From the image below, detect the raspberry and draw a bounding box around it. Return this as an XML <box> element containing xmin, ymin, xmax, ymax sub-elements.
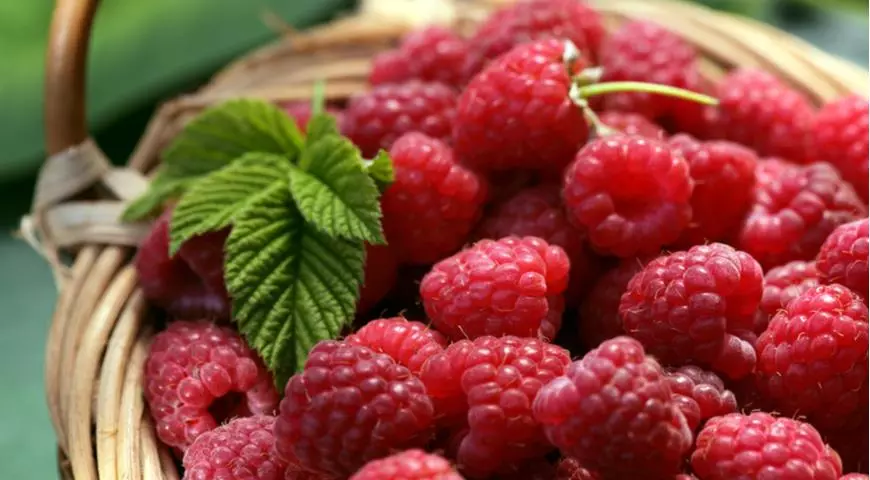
<box><xmin>453</xmin><ymin>39</ymin><xmax>589</xmax><ymax>174</ymax></box>
<box><xmin>841</xmin><ymin>475</ymin><xmax>870</xmax><ymax>480</ymax></box>
<box><xmin>597</xmin><ymin>21</ymin><xmax>701</xmax><ymax>123</ymax></box>
<box><xmin>598</xmin><ymin>111</ymin><xmax>667</xmax><ymax>140</ymax></box>
<box><xmin>619</xmin><ymin>243</ymin><xmax>763</xmax><ymax>379</ymax></box>
<box><xmin>144</xmin><ymin>321</ymin><xmax>279</xmax><ymax>451</ymax></box>
<box><xmin>382</xmin><ymin>132</ymin><xmax>488</xmax><ymax>264</ymax></box>
<box><xmin>812</xmin><ymin>95</ymin><xmax>869</xmax><ymax>200</ymax></box>
<box><xmin>708</xmin><ymin>68</ymin><xmax>816</xmax><ymax>163</ymax></box>
<box><xmin>418</xmin><ymin>336</ymin><xmax>571</xmax><ymax>477</ymax></box>
<box><xmin>755</xmin><ymin>284</ymin><xmax>869</xmax><ymax>431</ymax></box>
<box><xmin>667</xmin><ymin>134</ymin><xmax>758</xmax><ymax>246</ymax></box>
<box><xmin>562</xmin><ymin>135</ymin><xmax>693</xmax><ymax>257</ymax></box>
<box><xmin>357</xmin><ymin>244</ymin><xmax>398</xmax><ymax>314</ymax></box>
<box><xmin>555</xmin><ymin>458</ymin><xmax>598</xmax><ymax>480</ymax></box>
<box><xmin>500</xmin><ymin>458</ymin><xmax>600</xmax><ymax>480</ymax></box>
<box><xmin>816</xmin><ymin>218</ymin><xmax>869</xmax><ymax>302</ymax></box>
<box><xmin>282</xmin><ymin>101</ymin><xmax>343</xmax><ymax>133</ymax></box>
<box><xmin>342</xmin><ymin>81</ymin><xmax>457</xmax><ymax>157</ymax></box>
<box><xmin>420</xmin><ymin>236</ymin><xmax>571</xmax><ymax>341</ymax></box>
<box><xmin>755</xmin><ymin>260</ymin><xmax>821</xmax><ymax>334</ymax></box>
<box><xmin>463</xmin><ymin>0</ymin><xmax>604</xmax><ymax>76</ymax></box>
<box><xmin>275</xmin><ymin>341</ymin><xmax>435</xmax><ymax>477</ymax></box>
<box><xmin>349</xmin><ymin>450</ymin><xmax>463</xmax><ymax>480</ymax></box>
<box><xmin>665</xmin><ymin>366</ymin><xmax>737</xmax><ymax>432</ymax></box>
<box><xmin>369</xmin><ymin>27</ymin><xmax>470</xmax><ymax>89</ymax></box>
<box><xmin>578</xmin><ymin>257</ymin><xmax>650</xmax><ymax>348</ymax></box>
<box><xmin>737</xmin><ymin>159</ymin><xmax>867</xmax><ymax>269</ymax></box>
<box><xmin>532</xmin><ymin>337</ymin><xmax>693</xmax><ymax>479</ymax></box>
<box><xmin>345</xmin><ymin>317</ymin><xmax>447</xmax><ymax>375</ymax></box>
<box><xmin>690</xmin><ymin>412</ymin><xmax>843</xmax><ymax>480</ymax></box>
<box><xmin>182</xmin><ymin>415</ymin><xmax>288</xmax><ymax>480</ymax></box>
<box><xmin>135</xmin><ymin>209</ymin><xmax>231</xmax><ymax>320</ymax></box>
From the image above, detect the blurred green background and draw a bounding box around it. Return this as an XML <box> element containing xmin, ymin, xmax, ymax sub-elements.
<box><xmin>0</xmin><ymin>0</ymin><xmax>866</xmax><ymax>478</ymax></box>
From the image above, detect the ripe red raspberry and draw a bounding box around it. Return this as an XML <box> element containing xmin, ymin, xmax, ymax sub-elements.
<box><xmin>135</xmin><ymin>209</ymin><xmax>231</xmax><ymax>320</ymax></box>
<box><xmin>578</xmin><ymin>257</ymin><xmax>650</xmax><ymax>348</ymax></box>
<box><xmin>281</xmin><ymin>101</ymin><xmax>344</xmax><ymax>133</ymax></box>
<box><xmin>755</xmin><ymin>260</ymin><xmax>821</xmax><ymax>334</ymax></box>
<box><xmin>841</xmin><ymin>475</ymin><xmax>870</xmax><ymax>480</ymax></box>
<box><xmin>665</xmin><ymin>366</ymin><xmax>737</xmax><ymax>432</ymax></box>
<box><xmin>667</xmin><ymin>134</ymin><xmax>758</xmax><ymax>246</ymax></box>
<box><xmin>755</xmin><ymin>284</ymin><xmax>869</xmax><ymax>430</ymax></box>
<box><xmin>737</xmin><ymin>159</ymin><xmax>867</xmax><ymax>269</ymax></box>
<box><xmin>453</xmin><ymin>38</ymin><xmax>589</xmax><ymax>174</ymax></box>
<box><xmin>816</xmin><ymin>218</ymin><xmax>869</xmax><ymax>302</ymax></box>
<box><xmin>597</xmin><ymin>21</ymin><xmax>701</xmax><ymax>123</ymax></box>
<box><xmin>345</xmin><ymin>317</ymin><xmax>447</xmax><ymax>375</ymax></box>
<box><xmin>357</xmin><ymin>244</ymin><xmax>398</xmax><ymax>314</ymax></box>
<box><xmin>342</xmin><ymin>81</ymin><xmax>456</xmax><ymax>157</ymax></box>
<box><xmin>620</xmin><ymin>243</ymin><xmax>763</xmax><ymax>379</ymax></box>
<box><xmin>708</xmin><ymin>68</ymin><xmax>816</xmax><ymax>163</ymax></box>
<box><xmin>369</xmin><ymin>27</ymin><xmax>469</xmax><ymax>89</ymax></box>
<box><xmin>349</xmin><ymin>449</ymin><xmax>462</xmax><ymax>480</ymax></box>
<box><xmin>533</xmin><ymin>336</ymin><xmax>693</xmax><ymax>479</ymax></box>
<box><xmin>275</xmin><ymin>341</ymin><xmax>435</xmax><ymax>477</ymax></box>
<box><xmin>418</xmin><ymin>336</ymin><xmax>571</xmax><ymax>477</ymax></box>
<box><xmin>598</xmin><ymin>111</ymin><xmax>667</xmax><ymax>140</ymax></box>
<box><xmin>463</xmin><ymin>0</ymin><xmax>605</xmax><ymax>76</ymax></box>
<box><xmin>382</xmin><ymin>132</ymin><xmax>487</xmax><ymax>264</ymax></box>
<box><xmin>562</xmin><ymin>135</ymin><xmax>693</xmax><ymax>257</ymax></box>
<box><xmin>144</xmin><ymin>321</ymin><xmax>279</xmax><ymax>451</ymax></box>
<box><xmin>690</xmin><ymin>412</ymin><xmax>843</xmax><ymax>479</ymax></box>
<box><xmin>813</xmin><ymin>95</ymin><xmax>869</xmax><ymax>201</ymax></box>
<box><xmin>182</xmin><ymin>415</ymin><xmax>288</xmax><ymax>480</ymax></box>
<box><xmin>420</xmin><ymin>236</ymin><xmax>570</xmax><ymax>341</ymax></box>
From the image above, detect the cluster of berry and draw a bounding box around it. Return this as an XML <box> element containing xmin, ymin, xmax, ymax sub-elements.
<box><xmin>133</xmin><ymin>1</ymin><xmax>869</xmax><ymax>478</ymax></box>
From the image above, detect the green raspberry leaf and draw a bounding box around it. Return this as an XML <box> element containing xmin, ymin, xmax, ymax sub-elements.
<box><xmin>304</xmin><ymin>112</ymin><xmax>340</xmax><ymax>146</ymax></box>
<box><xmin>163</xmin><ymin>98</ymin><xmax>304</xmax><ymax>177</ymax></box>
<box><xmin>168</xmin><ymin>152</ymin><xmax>291</xmax><ymax>255</ymax></box>
<box><xmin>364</xmin><ymin>149</ymin><xmax>395</xmax><ymax>192</ymax></box>
<box><xmin>225</xmin><ymin>183</ymin><xmax>365</xmax><ymax>387</ymax></box>
<box><xmin>289</xmin><ymin>135</ymin><xmax>385</xmax><ymax>244</ymax></box>
<box><xmin>120</xmin><ymin>169</ymin><xmax>192</xmax><ymax>222</ymax></box>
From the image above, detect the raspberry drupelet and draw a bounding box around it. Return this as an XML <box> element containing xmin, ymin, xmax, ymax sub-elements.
<box><xmin>598</xmin><ymin>111</ymin><xmax>667</xmax><ymax>140</ymax></box>
<box><xmin>562</xmin><ymin>135</ymin><xmax>694</xmax><ymax>257</ymax></box>
<box><xmin>813</xmin><ymin>94</ymin><xmax>869</xmax><ymax>201</ymax></box>
<box><xmin>349</xmin><ymin>449</ymin><xmax>463</xmax><ymax>480</ymax></box>
<box><xmin>665</xmin><ymin>366</ymin><xmax>738</xmax><ymax>432</ymax></box>
<box><xmin>344</xmin><ymin>317</ymin><xmax>447</xmax><ymax>375</ymax></box>
<box><xmin>182</xmin><ymin>416</ymin><xmax>289</xmax><ymax>480</ymax></box>
<box><xmin>816</xmin><ymin>218</ymin><xmax>869</xmax><ymax>302</ymax></box>
<box><xmin>369</xmin><ymin>26</ymin><xmax>470</xmax><ymax>89</ymax></box>
<box><xmin>420</xmin><ymin>236</ymin><xmax>571</xmax><ymax>341</ymax></box>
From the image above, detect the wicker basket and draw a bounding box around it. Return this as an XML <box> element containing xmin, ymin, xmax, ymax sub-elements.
<box><xmin>27</xmin><ymin>0</ymin><xmax>869</xmax><ymax>478</ymax></box>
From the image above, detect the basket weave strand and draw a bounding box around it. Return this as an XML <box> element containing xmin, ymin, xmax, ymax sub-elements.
<box><xmin>32</xmin><ymin>0</ymin><xmax>869</xmax><ymax>478</ymax></box>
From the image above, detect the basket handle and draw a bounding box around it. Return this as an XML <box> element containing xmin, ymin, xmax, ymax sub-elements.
<box><xmin>45</xmin><ymin>0</ymin><xmax>98</xmax><ymax>156</ymax></box>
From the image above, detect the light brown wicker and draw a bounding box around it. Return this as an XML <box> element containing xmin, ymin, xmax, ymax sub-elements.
<box><xmin>26</xmin><ymin>0</ymin><xmax>869</xmax><ymax>478</ymax></box>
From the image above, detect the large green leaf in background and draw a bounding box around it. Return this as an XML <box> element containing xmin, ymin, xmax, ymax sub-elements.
<box><xmin>0</xmin><ymin>0</ymin><xmax>353</xmax><ymax>179</ymax></box>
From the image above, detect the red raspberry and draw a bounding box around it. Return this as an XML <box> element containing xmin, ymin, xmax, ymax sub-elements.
<box><xmin>369</xmin><ymin>27</ymin><xmax>469</xmax><ymax>89</ymax></box>
<box><xmin>841</xmin><ymin>475</ymin><xmax>870</xmax><ymax>480</ymax></box>
<box><xmin>598</xmin><ymin>21</ymin><xmax>701</xmax><ymax>123</ymax></box>
<box><xmin>665</xmin><ymin>366</ymin><xmax>737</xmax><ymax>432</ymax></box>
<box><xmin>598</xmin><ymin>111</ymin><xmax>667</xmax><ymax>140</ymax></box>
<box><xmin>619</xmin><ymin>243</ymin><xmax>763</xmax><ymax>379</ymax></box>
<box><xmin>144</xmin><ymin>321</ymin><xmax>279</xmax><ymax>451</ymax></box>
<box><xmin>343</xmin><ymin>81</ymin><xmax>457</xmax><ymax>157</ymax></box>
<box><xmin>755</xmin><ymin>284</ymin><xmax>869</xmax><ymax>430</ymax></box>
<box><xmin>578</xmin><ymin>257</ymin><xmax>650</xmax><ymax>348</ymax></box>
<box><xmin>755</xmin><ymin>260</ymin><xmax>821</xmax><ymax>334</ymax></box>
<box><xmin>555</xmin><ymin>458</ymin><xmax>598</xmax><ymax>480</ymax></box>
<box><xmin>817</xmin><ymin>218</ymin><xmax>869</xmax><ymax>302</ymax></box>
<box><xmin>357</xmin><ymin>244</ymin><xmax>398</xmax><ymax>314</ymax></box>
<box><xmin>418</xmin><ymin>336</ymin><xmax>571</xmax><ymax>477</ymax></box>
<box><xmin>708</xmin><ymin>68</ymin><xmax>816</xmax><ymax>163</ymax></box>
<box><xmin>737</xmin><ymin>159</ymin><xmax>867</xmax><ymax>270</ymax></box>
<box><xmin>135</xmin><ymin>209</ymin><xmax>231</xmax><ymax>320</ymax></box>
<box><xmin>345</xmin><ymin>317</ymin><xmax>447</xmax><ymax>375</ymax></box>
<box><xmin>690</xmin><ymin>412</ymin><xmax>843</xmax><ymax>480</ymax></box>
<box><xmin>382</xmin><ymin>132</ymin><xmax>487</xmax><ymax>265</ymax></box>
<box><xmin>453</xmin><ymin>38</ymin><xmax>589</xmax><ymax>174</ymax></box>
<box><xmin>349</xmin><ymin>449</ymin><xmax>463</xmax><ymax>480</ymax></box>
<box><xmin>813</xmin><ymin>95</ymin><xmax>869</xmax><ymax>201</ymax></box>
<box><xmin>500</xmin><ymin>458</ymin><xmax>600</xmax><ymax>480</ymax></box>
<box><xmin>667</xmin><ymin>134</ymin><xmax>758</xmax><ymax>247</ymax></box>
<box><xmin>420</xmin><ymin>236</ymin><xmax>571</xmax><ymax>341</ymax></box>
<box><xmin>275</xmin><ymin>341</ymin><xmax>435</xmax><ymax>477</ymax></box>
<box><xmin>463</xmin><ymin>0</ymin><xmax>604</xmax><ymax>76</ymax></box>
<box><xmin>533</xmin><ymin>337</ymin><xmax>693</xmax><ymax>479</ymax></box>
<box><xmin>281</xmin><ymin>101</ymin><xmax>344</xmax><ymax>133</ymax></box>
<box><xmin>182</xmin><ymin>415</ymin><xmax>288</xmax><ymax>480</ymax></box>
<box><xmin>562</xmin><ymin>135</ymin><xmax>693</xmax><ymax>257</ymax></box>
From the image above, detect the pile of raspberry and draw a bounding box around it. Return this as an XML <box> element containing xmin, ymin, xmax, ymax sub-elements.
<box><xmin>135</xmin><ymin>1</ymin><xmax>869</xmax><ymax>478</ymax></box>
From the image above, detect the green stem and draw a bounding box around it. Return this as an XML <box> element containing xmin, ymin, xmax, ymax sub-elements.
<box><xmin>577</xmin><ymin>81</ymin><xmax>719</xmax><ymax>106</ymax></box>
